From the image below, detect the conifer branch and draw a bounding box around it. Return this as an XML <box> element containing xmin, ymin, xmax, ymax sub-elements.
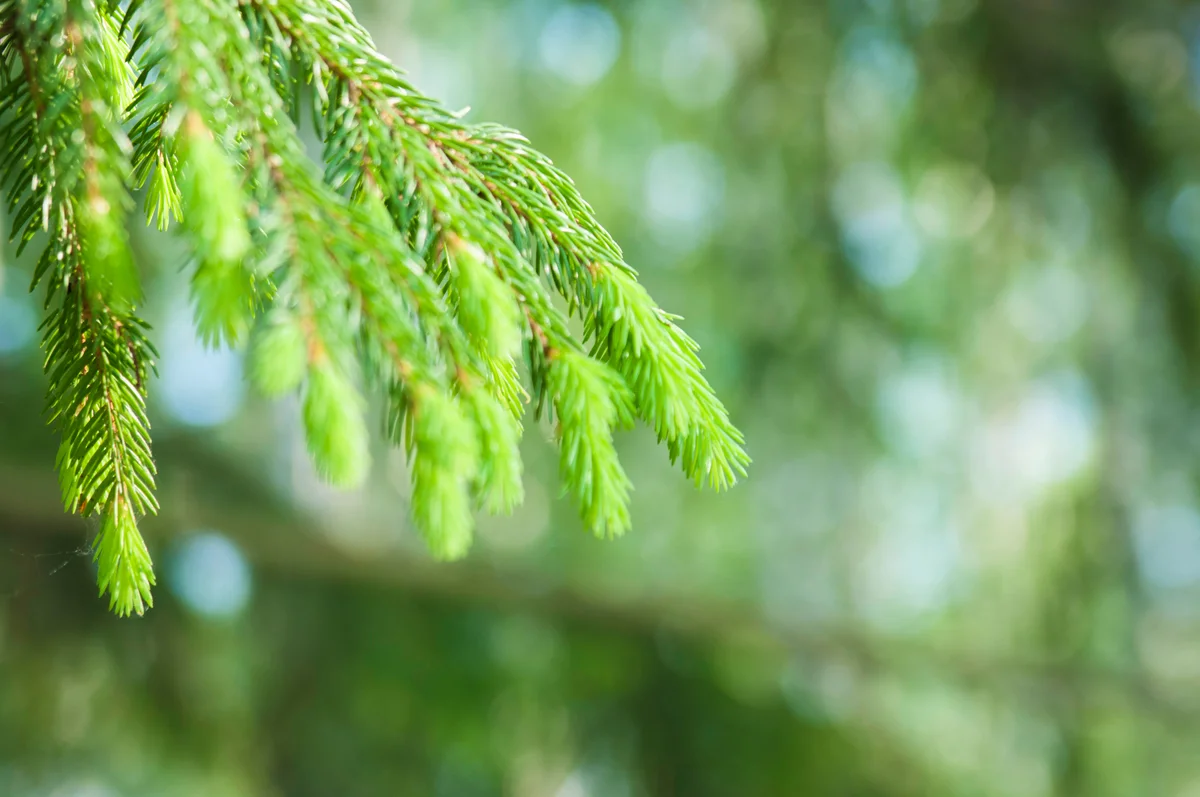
<box><xmin>252</xmin><ymin>0</ymin><xmax>748</xmax><ymax>491</ymax></box>
<box><xmin>0</xmin><ymin>0</ymin><xmax>748</xmax><ymax>614</ymax></box>
<box><xmin>1</xmin><ymin>0</ymin><xmax>156</xmax><ymax>615</ymax></box>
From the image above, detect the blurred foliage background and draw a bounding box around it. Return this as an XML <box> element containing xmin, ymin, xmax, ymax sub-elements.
<box><xmin>4</xmin><ymin>0</ymin><xmax>1200</xmax><ymax>793</ymax></box>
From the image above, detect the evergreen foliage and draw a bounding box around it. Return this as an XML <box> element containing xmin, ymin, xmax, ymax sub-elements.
<box><xmin>0</xmin><ymin>0</ymin><xmax>749</xmax><ymax>616</ymax></box>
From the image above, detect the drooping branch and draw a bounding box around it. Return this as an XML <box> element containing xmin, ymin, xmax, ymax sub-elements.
<box><xmin>0</xmin><ymin>0</ymin><xmax>748</xmax><ymax>614</ymax></box>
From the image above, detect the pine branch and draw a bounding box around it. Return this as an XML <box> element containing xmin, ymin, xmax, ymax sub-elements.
<box><xmin>1</xmin><ymin>0</ymin><xmax>157</xmax><ymax>616</ymax></box>
<box><xmin>0</xmin><ymin>0</ymin><xmax>748</xmax><ymax>614</ymax></box>
<box><xmin>247</xmin><ymin>0</ymin><xmax>699</xmax><ymax>535</ymax></box>
<box><xmin>252</xmin><ymin>0</ymin><xmax>749</xmax><ymax>490</ymax></box>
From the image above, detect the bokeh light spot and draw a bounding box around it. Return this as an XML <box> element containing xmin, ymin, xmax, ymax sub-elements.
<box><xmin>1109</xmin><ymin>28</ymin><xmax>1187</xmax><ymax>96</ymax></box>
<box><xmin>826</xmin><ymin>26</ymin><xmax>918</xmax><ymax>158</ymax></box>
<box><xmin>833</xmin><ymin>160</ymin><xmax>921</xmax><ymax>287</ymax></box>
<box><xmin>405</xmin><ymin>41</ymin><xmax>474</xmax><ymax>111</ymax></box>
<box><xmin>539</xmin><ymin>3</ymin><xmax>621</xmax><ymax>87</ymax></box>
<box><xmin>1133</xmin><ymin>505</ymin><xmax>1200</xmax><ymax>593</ymax></box>
<box><xmin>554</xmin><ymin>772</ymin><xmax>589</xmax><ymax>797</ymax></box>
<box><xmin>1168</xmin><ymin>183</ymin><xmax>1200</xmax><ymax>262</ymax></box>
<box><xmin>643</xmin><ymin>142</ymin><xmax>725</xmax><ymax>253</ymax></box>
<box><xmin>969</xmin><ymin>371</ymin><xmax>1096</xmax><ymax>507</ymax></box>
<box><xmin>913</xmin><ymin>162</ymin><xmax>995</xmax><ymax>239</ymax></box>
<box><xmin>48</xmin><ymin>782</ymin><xmax>119</xmax><ymax>797</ymax></box>
<box><xmin>876</xmin><ymin>354</ymin><xmax>963</xmax><ymax>461</ymax></box>
<box><xmin>0</xmin><ymin>295</ymin><xmax>36</xmax><ymax>355</ymax></box>
<box><xmin>660</xmin><ymin>24</ymin><xmax>737</xmax><ymax>109</ymax></box>
<box><xmin>856</xmin><ymin>468</ymin><xmax>960</xmax><ymax>629</ymax></box>
<box><xmin>157</xmin><ymin>301</ymin><xmax>244</xmax><ymax>427</ymax></box>
<box><xmin>169</xmin><ymin>531</ymin><xmax>253</xmax><ymax>619</ymax></box>
<box><xmin>1005</xmin><ymin>265</ymin><xmax>1088</xmax><ymax>345</ymax></box>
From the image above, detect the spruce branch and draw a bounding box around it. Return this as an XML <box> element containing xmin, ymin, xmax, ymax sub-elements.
<box><xmin>1</xmin><ymin>0</ymin><xmax>157</xmax><ymax>615</ymax></box>
<box><xmin>0</xmin><ymin>0</ymin><xmax>748</xmax><ymax>615</ymax></box>
<box><xmin>252</xmin><ymin>0</ymin><xmax>748</xmax><ymax>490</ymax></box>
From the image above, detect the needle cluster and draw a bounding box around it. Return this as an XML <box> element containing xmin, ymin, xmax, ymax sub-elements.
<box><xmin>0</xmin><ymin>0</ymin><xmax>749</xmax><ymax>616</ymax></box>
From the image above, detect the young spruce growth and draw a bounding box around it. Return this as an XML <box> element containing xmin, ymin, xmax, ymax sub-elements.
<box><xmin>0</xmin><ymin>0</ymin><xmax>749</xmax><ymax>616</ymax></box>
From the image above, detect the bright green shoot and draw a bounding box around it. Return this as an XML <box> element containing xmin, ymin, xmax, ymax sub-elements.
<box><xmin>0</xmin><ymin>0</ymin><xmax>749</xmax><ymax>616</ymax></box>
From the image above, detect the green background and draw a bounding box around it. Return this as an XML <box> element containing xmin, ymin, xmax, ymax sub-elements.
<box><xmin>3</xmin><ymin>0</ymin><xmax>1200</xmax><ymax>793</ymax></box>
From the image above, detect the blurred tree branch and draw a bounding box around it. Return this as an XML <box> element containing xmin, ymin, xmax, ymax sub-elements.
<box><xmin>0</xmin><ymin>438</ymin><xmax>1196</xmax><ymax>727</ymax></box>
